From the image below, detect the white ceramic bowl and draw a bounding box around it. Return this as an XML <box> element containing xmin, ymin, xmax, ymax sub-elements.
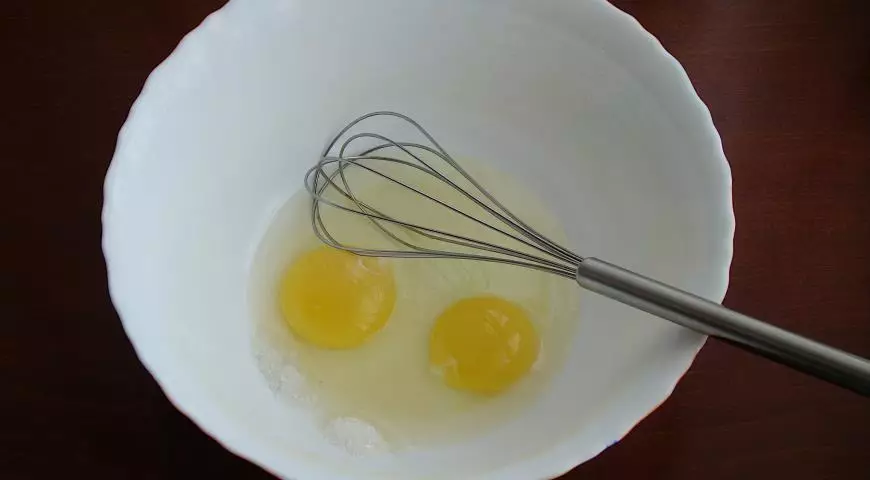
<box><xmin>103</xmin><ymin>0</ymin><xmax>733</xmax><ymax>478</ymax></box>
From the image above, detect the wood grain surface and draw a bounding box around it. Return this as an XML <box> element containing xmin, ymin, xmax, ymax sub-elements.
<box><xmin>3</xmin><ymin>1</ymin><xmax>869</xmax><ymax>478</ymax></box>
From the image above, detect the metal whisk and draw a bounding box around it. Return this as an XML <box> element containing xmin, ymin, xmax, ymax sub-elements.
<box><xmin>305</xmin><ymin>111</ymin><xmax>870</xmax><ymax>396</ymax></box>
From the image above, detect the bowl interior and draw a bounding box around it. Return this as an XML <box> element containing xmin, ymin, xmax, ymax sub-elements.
<box><xmin>103</xmin><ymin>0</ymin><xmax>733</xmax><ymax>478</ymax></box>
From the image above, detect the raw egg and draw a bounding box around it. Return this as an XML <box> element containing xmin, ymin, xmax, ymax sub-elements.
<box><xmin>429</xmin><ymin>296</ymin><xmax>540</xmax><ymax>395</ymax></box>
<box><xmin>278</xmin><ymin>246</ymin><xmax>396</xmax><ymax>349</ymax></box>
<box><xmin>249</xmin><ymin>155</ymin><xmax>580</xmax><ymax>450</ymax></box>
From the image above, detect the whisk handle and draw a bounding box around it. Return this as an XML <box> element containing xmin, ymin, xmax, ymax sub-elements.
<box><xmin>575</xmin><ymin>257</ymin><xmax>870</xmax><ymax>396</ymax></box>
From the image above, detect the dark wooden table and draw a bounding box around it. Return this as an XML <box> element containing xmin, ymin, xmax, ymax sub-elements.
<box><xmin>4</xmin><ymin>1</ymin><xmax>869</xmax><ymax>478</ymax></box>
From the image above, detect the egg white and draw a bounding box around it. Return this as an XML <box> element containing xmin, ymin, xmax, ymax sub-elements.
<box><xmin>248</xmin><ymin>157</ymin><xmax>579</xmax><ymax>451</ymax></box>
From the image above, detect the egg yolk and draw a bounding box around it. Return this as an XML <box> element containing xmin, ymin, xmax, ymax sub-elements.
<box><xmin>428</xmin><ymin>296</ymin><xmax>540</xmax><ymax>395</ymax></box>
<box><xmin>279</xmin><ymin>246</ymin><xmax>396</xmax><ymax>349</ymax></box>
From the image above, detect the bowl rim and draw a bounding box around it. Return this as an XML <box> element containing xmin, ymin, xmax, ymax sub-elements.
<box><xmin>102</xmin><ymin>0</ymin><xmax>734</xmax><ymax>478</ymax></box>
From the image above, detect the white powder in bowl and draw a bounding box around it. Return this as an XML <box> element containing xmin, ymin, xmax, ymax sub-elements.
<box><xmin>323</xmin><ymin>417</ymin><xmax>390</xmax><ymax>456</ymax></box>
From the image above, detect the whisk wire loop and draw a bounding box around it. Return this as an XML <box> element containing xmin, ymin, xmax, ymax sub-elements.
<box><xmin>305</xmin><ymin>111</ymin><xmax>581</xmax><ymax>278</ymax></box>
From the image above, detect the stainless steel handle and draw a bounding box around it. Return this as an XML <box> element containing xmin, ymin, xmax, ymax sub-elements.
<box><xmin>576</xmin><ymin>257</ymin><xmax>870</xmax><ymax>396</ymax></box>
